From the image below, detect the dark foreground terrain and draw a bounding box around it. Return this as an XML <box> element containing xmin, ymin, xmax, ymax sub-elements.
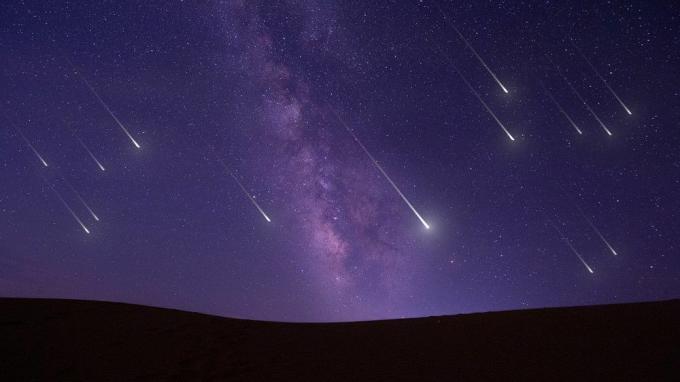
<box><xmin>1</xmin><ymin>298</ymin><xmax>678</xmax><ymax>381</ymax></box>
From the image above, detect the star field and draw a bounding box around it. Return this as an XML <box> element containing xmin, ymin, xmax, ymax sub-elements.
<box><xmin>1</xmin><ymin>1</ymin><xmax>679</xmax><ymax>321</ymax></box>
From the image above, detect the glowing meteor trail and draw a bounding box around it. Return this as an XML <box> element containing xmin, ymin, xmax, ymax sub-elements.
<box><xmin>568</xmin><ymin>37</ymin><xmax>632</xmax><ymax>116</ymax></box>
<box><xmin>329</xmin><ymin>105</ymin><xmax>431</xmax><ymax>229</ymax></box>
<box><xmin>555</xmin><ymin>183</ymin><xmax>618</xmax><ymax>256</ymax></box>
<box><xmin>540</xmin><ymin>81</ymin><xmax>582</xmax><ymax>135</ymax></box>
<box><xmin>573</xmin><ymin>204</ymin><xmax>618</xmax><ymax>256</ymax></box>
<box><xmin>64</xmin><ymin>56</ymin><xmax>141</xmax><ymax>149</ymax></box>
<box><xmin>546</xmin><ymin>54</ymin><xmax>613</xmax><ymax>136</ymax></box>
<box><xmin>440</xmin><ymin>52</ymin><xmax>515</xmax><ymax>141</ymax></box>
<box><xmin>198</xmin><ymin>135</ymin><xmax>271</xmax><ymax>223</ymax></box>
<box><xmin>62</xmin><ymin>178</ymin><xmax>100</xmax><ymax>222</ymax></box>
<box><xmin>9</xmin><ymin>122</ymin><xmax>48</xmax><ymax>167</ymax></box>
<box><xmin>42</xmin><ymin>176</ymin><xmax>90</xmax><ymax>234</ymax></box>
<box><xmin>228</xmin><ymin>171</ymin><xmax>271</xmax><ymax>223</ymax></box>
<box><xmin>432</xmin><ymin>1</ymin><xmax>509</xmax><ymax>94</ymax></box>
<box><xmin>67</xmin><ymin>124</ymin><xmax>106</xmax><ymax>171</ymax></box>
<box><xmin>549</xmin><ymin>221</ymin><xmax>594</xmax><ymax>274</ymax></box>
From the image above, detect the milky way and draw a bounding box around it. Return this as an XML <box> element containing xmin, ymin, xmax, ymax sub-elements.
<box><xmin>211</xmin><ymin>2</ymin><xmax>428</xmax><ymax>318</ymax></box>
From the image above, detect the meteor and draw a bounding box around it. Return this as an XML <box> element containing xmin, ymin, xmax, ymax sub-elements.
<box><xmin>198</xmin><ymin>135</ymin><xmax>271</xmax><ymax>223</ymax></box>
<box><xmin>573</xmin><ymin>203</ymin><xmax>617</xmax><ymax>256</ymax></box>
<box><xmin>549</xmin><ymin>220</ymin><xmax>594</xmax><ymax>274</ymax></box>
<box><xmin>41</xmin><ymin>176</ymin><xmax>90</xmax><ymax>234</ymax></box>
<box><xmin>64</xmin><ymin>56</ymin><xmax>141</xmax><ymax>149</ymax></box>
<box><xmin>8</xmin><ymin>121</ymin><xmax>48</xmax><ymax>167</ymax></box>
<box><xmin>229</xmin><ymin>171</ymin><xmax>271</xmax><ymax>223</ymax></box>
<box><xmin>540</xmin><ymin>81</ymin><xmax>583</xmax><ymax>135</ymax></box>
<box><xmin>62</xmin><ymin>177</ymin><xmax>100</xmax><ymax>222</ymax></box>
<box><xmin>329</xmin><ymin>105</ymin><xmax>431</xmax><ymax>229</ymax></box>
<box><xmin>66</xmin><ymin>123</ymin><xmax>106</xmax><ymax>172</ymax></box>
<box><xmin>432</xmin><ymin>1</ymin><xmax>509</xmax><ymax>94</ymax></box>
<box><xmin>555</xmin><ymin>183</ymin><xmax>617</xmax><ymax>256</ymax></box>
<box><xmin>546</xmin><ymin>54</ymin><xmax>613</xmax><ymax>136</ymax></box>
<box><xmin>568</xmin><ymin>37</ymin><xmax>632</xmax><ymax>115</ymax></box>
<box><xmin>439</xmin><ymin>51</ymin><xmax>515</xmax><ymax>141</ymax></box>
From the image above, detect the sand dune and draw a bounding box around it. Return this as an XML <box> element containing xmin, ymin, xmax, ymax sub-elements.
<box><xmin>1</xmin><ymin>298</ymin><xmax>678</xmax><ymax>381</ymax></box>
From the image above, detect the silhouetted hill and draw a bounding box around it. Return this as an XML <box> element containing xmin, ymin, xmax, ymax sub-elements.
<box><xmin>1</xmin><ymin>298</ymin><xmax>678</xmax><ymax>381</ymax></box>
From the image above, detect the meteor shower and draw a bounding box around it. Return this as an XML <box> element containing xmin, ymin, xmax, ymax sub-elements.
<box><xmin>1</xmin><ymin>1</ymin><xmax>679</xmax><ymax>380</ymax></box>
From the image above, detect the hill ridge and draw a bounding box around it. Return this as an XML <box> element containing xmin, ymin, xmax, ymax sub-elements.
<box><xmin>1</xmin><ymin>298</ymin><xmax>678</xmax><ymax>381</ymax></box>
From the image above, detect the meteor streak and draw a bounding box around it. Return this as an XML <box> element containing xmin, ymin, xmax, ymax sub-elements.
<box><xmin>546</xmin><ymin>54</ymin><xmax>613</xmax><ymax>136</ymax></box>
<box><xmin>229</xmin><ymin>171</ymin><xmax>271</xmax><ymax>223</ymax></box>
<box><xmin>573</xmin><ymin>203</ymin><xmax>618</xmax><ymax>256</ymax></box>
<box><xmin>198</xmin><ymin>135</ymin><xmax>271</xmax><ymax>223</ymax></box>
<box><xmin>440</xmin><ymin>51</ymin><xmax>515</xmax><ymax>141</ymax></box>
<box><xmin>555</xmin><ymin>183</ymin><xmax>617</xmax><ymax>256</ymax></box>
<box><xmin>540</xmin><ymin>81</ymin><xmax>583</xmax><ymax>135</ymax></box>
<box><xmin>568</xmin><ymin>37</ymin><xmax>632</xmax><ymax>115</ymax></box>
<box><xmin>64</xmin><ymin>56</ymin><xmax>141</xmax><ymax>149</ymax></box>
<box><xmin>433</xmin><ymin>1</ymin><xmax>509</xmax><ymax>94</ymax></box>
<box><xmin>549</xmin><ymin>220</ymin><xmax>594</xmax><ymax>274</ymax></box>
<box><xmin>62</xmin><ymin>178</ymin><xmax>100</xmax><ymax>222</ymax></box>
<box><xmin>8</xmin><ymin>121</ymin><xmax>48</xmax><ymax>167</ymax></box>
<box><xmin>329</xmin><ymin>105</ymin><xmax>431</xmax><ymax>229</ymax></box>
<box><xmin>42</xmin><ymin>176</ymin><xmax>90</xmax><ymax>234</ymax></box>
<box><xmin>66</xmin><ymin>123</ymin><xmax>106</xmax><ymax>171</ymax></box>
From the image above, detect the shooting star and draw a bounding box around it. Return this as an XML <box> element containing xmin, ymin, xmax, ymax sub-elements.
<box><xmin>198</xmin><ymin>135</ymin><xmax>271</xmax><ymax>223</ymax></box>
<box><xmin>568</xmin><ymin>37</ymin><xmax>632</xmax><ymax>115</ymax></box>
<box><xmin>555</xmin><ymin>183</ymin><xmax>617</xmax><ymax>256</ymax></box>
<box><xmin>549</xmin><ymin>220</ymin><xmax>594</xmax><ymax>274</ymax></box>
<box><xmin>540</xmin><ymin>81</ymin><xmax>583</xmax><ymax>135</ymax></box>
<box><xmin>573</xmin><ymin>204</ymin><xmax>618</xmax><ymax>256</ymax></box>
<box><xmin>66</xmin><ymin>123</ymin><xmax>106</xmax><ymax>172</ymax></box>
<box><xmin>64</xmin><ymin>56</ymin><xmax>141</xmax><ymax>149</ymax></box>
<box><xmin>61</xmin><ymin>177</ymin><xmax>100</xmax><ymax>222</ymax></box>
<box><xmin>432</xmin><ymin>1</ymin><xmax>509</xmax><ymax>94</ymax></box>
<box><xmin>546</xmin><ymin>54</ymin><xmax>613</xmax><ymax>136</ymax></box>
<box><xmin>41</xmin><ymin>176</ymin><xmax>90</xmax><ymax>234</ymax></box>
<box><xmin>8</xmin><ymin>120</ymin><xmax>48</xmax><ymax>167</ymax></box>
<box><xmin>329</xmin><ymin>105</ymin><xmax>431</xmax><ymax>229</ymax></box>
<box><xmin>439</xmin><ymin>51</ymin><xmax>515</xmax><ymax>141</ymax></box>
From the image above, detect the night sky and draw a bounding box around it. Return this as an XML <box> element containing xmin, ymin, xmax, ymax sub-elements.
<box><xmin>1</xmin><ymin>1</ymin><xmax>679</xmax><ymax>322</ymax></box>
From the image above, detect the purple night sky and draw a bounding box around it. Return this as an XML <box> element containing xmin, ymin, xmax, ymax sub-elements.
<box><xmin>1</xmin><ymin>1</ymin><xmax>679</xmax><ymax>321</ymax></box>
